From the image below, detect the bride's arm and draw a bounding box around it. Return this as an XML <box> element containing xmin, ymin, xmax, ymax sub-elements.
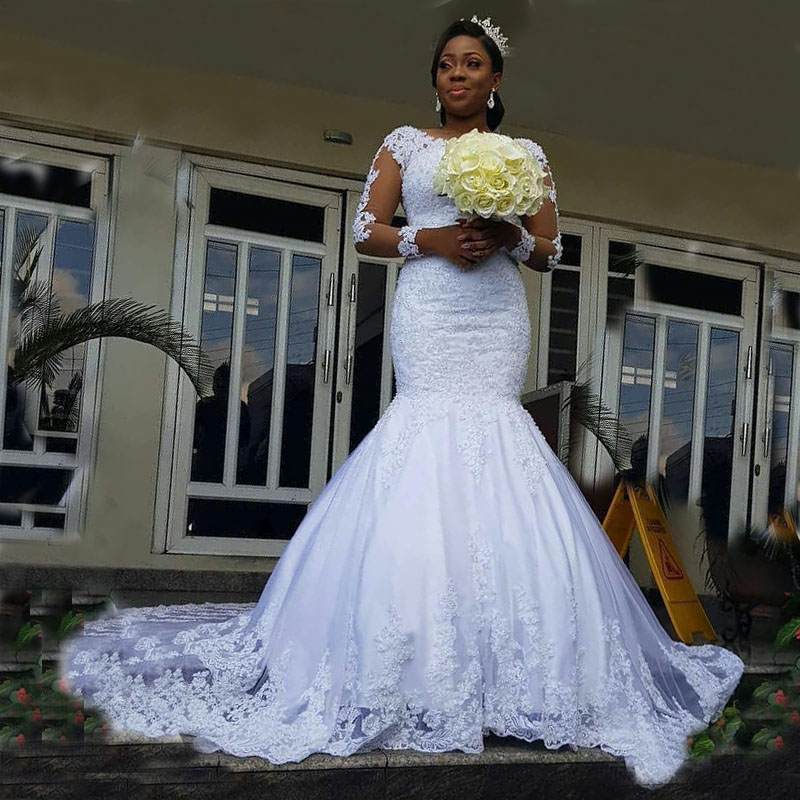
<box><xmin>352</xmin><ymin>139</ymin><xmax>433</xmax><ymax>259</ymax></box>
<box><xmin>504</xmin><ymin>140</ymin><xmax>563</xmax><ymax>272</ymax></box>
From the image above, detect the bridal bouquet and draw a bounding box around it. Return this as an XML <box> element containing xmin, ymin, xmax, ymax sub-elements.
<box><xmin>432</xmin><ymin>128</ymin><xmax>547</xmax><ymax>222</ymax></box>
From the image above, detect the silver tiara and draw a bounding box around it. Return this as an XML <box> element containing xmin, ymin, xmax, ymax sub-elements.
<box><xmin>461</xmin><ymin>14</ymin><xmax>510</xmax><ymax>57</ymax></box>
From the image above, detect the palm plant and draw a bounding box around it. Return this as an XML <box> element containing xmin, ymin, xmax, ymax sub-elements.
<box><xmin>559</xmin><ymin>350</ymin><xmax>635</xmax><ymax>476</ymax></box>
<box><xmin>6</xmin><ymin>225</ymin><xmax>214</xmax><ymax>431</ymax></box>
<box><xmin>557</xmin><ymin>247</ymin><xmax>647</xmax><ymax>476</ymax></box>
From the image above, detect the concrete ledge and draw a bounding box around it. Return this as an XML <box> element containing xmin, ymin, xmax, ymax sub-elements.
<box><xmin>0</xmin><ymin>566</ymin><xmax>271</xmax><ymax>594</ymax></box>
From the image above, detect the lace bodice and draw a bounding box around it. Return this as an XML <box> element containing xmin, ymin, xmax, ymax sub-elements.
<box><xmin>352</xmin><ymin>125</ymin><xmax>562</xmax><ymax>269</ymax></box>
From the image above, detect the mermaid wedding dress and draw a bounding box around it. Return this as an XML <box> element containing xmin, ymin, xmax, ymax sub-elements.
<box><xmin>59</xmin><ymin>124</ymin><xmax>745</xmax><ymax>788</ymax></box>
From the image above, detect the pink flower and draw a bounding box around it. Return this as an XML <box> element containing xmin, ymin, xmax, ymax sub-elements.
<box><xmin>16</xmin><ymin>734</ymin><xmax>25</xmax><ymax>746</ymax></box>
<box><xmin>58</xmin><ymin>678</ymin><xmax>68</xmax><ymax>692</ymax></box>
<box><xmin>32</xmin><ymin>708</ymin><xmax>42</xmax><ymax>723</ymax></box>
<box><xmin>74</xmin><ymin>710</ymin><xmax>84</xmax><ymax>724</ymax></box>
<box><xmin>775</xmin><ymin>690</ymin><xmax>790</xmax><ymax>707</ymax></box>
<box><xmin>774</xmin><ymin>735</ymin><xmax>784</xmax><ymax>749</ymax></box>
<box><xmin>16</xmin><ymin>688</ymin><xmax>30</xmax><ymax>704</ymax></box>
<box><xmin>790</xmin><ymin>710</ymin><xmax>800</xmax><ymax>725</ymax></box>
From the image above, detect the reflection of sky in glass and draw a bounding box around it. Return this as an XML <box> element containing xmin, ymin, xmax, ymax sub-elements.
<box><xmin>705</xmin><ymin>328</ymin><xmax>739</xmax><ymax>438</ymax></box>
<box><xmin>200</xmin><ymin>240</ymin><xmax>237</xmax><ymax>368</ymax></box>
<box><xmin>52</xmin><ymin>219</ymin><xmax>94</xmax><ymax>315</ymax></box>
<box><xmin>45</xmin><ymin>220</ymin><xmax>96</xmax><ymax>415</ymax></box>
<box><xmin>659</xmin><ymin>321</ymin><xmax>698</xmax><ymax>462</ymax></box>
<box><xmin>241</xmin><ymin>247</ymin><xmax>280</xmax><ymax>402</ymax></box>
<box><xmin>618</xmin><ymin>315</ymin><xmax>655</xmax><ymax>444</ymax></box>
<box><xmin>286</xmin><ymin>256</ymin><xmax>320</xmax><ymax>365</ymax></box>
<box><xmin>769</xmin><ymin>342</ymin><xmax>792</xmax><ymax>466</ymax></box>
<box><xmin>14</xmin><ymin>212</ymin><xmax>48</xmax><ymax>282</ymax></box>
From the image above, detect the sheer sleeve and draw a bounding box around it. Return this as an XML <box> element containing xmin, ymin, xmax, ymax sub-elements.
<box><xmin>352</xmin><ymin>128</ymin><xmax>422</xmax><ymax>258</ymax></box>
<box><xmin>507</xmin><ymin>139</ymin><xmax>562</xmax><ymax>270</ymax></box>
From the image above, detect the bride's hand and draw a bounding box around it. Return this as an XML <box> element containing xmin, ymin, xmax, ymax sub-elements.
<box><xmin>456</xmin><ymin>218</ymin><xmax>514</xmax><ymax>264</ymax></box>
<box><xmin>425</xmin><ymin>225</ymin><xmax>484</xmax><ymax>270</ymax></box>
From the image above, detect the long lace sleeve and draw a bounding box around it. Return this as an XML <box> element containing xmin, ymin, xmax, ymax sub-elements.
<box><xmin>352</xmin><ymin>128</ymin><xmax>423</xmax><ymax>259</ymax></box>
<box><xmin>507</xmin><ymin>139</ymin><xmax>562</xmax><ymax>270</ymax></box>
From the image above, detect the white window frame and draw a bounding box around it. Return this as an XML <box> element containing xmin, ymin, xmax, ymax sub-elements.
<box><xmin>154</xmin><ymin>154</ymin><xmax>344</xmax><ymax>558</ymax></box>
<box><xmin>751</xmin><ymin>259</ymin><xmax>800</xmax><ymax>525</ymax></box>
<box><xmin>589</xmin><ymin>226</ymin><xmax>765</xmax><ymax>543</ymax></box>
<box><xmin>0</xmin><ymin>130</ymin><xmax>114</xmax><ymax>542</ymax></box>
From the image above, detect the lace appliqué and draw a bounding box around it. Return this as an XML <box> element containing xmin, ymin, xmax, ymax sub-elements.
<box><xmin>59</xmin><ymin>523</ymin><xmax>745</xmax><ymax>788</ymax></box>
<box><xmin>352</xmin><ymin>164</ymin><xmax>378</xmax><ymax>244</ymax></box>
<box><xmin>373</xmin><ymin>392</ymin><xmax>550</xmax><ymax>494</ymax></box>
<box><xmin>517</xmin><ymin>138</ymin><xmax>563</xmax><ymax>270</ymax></box>
<box><xmin>508</xmin><ymin>225</ymin><xmax>535</xmax><ymax>264</ymax></box>
<box><xmin>397</xmin><ymin>225</ymin><xmax>422</xmax><ymax>258</ymax></box>
<box><xmin>352</xmin><ymin>127</ymin><xmax>416</xmax><ymax>249</ymax></box>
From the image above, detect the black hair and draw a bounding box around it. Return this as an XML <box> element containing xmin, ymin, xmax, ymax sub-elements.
<box><xmin>430</xmin><ymin>19</ymin><xmax>506</xmax><ymax>131</ymax></box>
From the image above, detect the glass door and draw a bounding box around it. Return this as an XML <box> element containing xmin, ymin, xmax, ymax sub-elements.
<box><xmin>328</xmin><ymin>191</ymin><xmax>408</xmax><ymax>472</ymax></box>
<box><xmin>164</xmin><ymin>167</ymin><xmax>342</xmax><ymax>557</ymax></box>
<box><xmin>750</xmin><ymin>267</ymin><xmax>800</xmax><ymax>528</ymax></box>
<box><xmin>599</xmin><ymin>239</ymin><xmax>759</xmax><ymax>588</ymax></box>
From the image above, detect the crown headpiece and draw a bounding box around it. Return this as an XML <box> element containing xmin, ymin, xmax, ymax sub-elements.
<box><xmin>461</xmin><ymin>14</ymin><xmax>510</xmax><ymax>57</ymax></box>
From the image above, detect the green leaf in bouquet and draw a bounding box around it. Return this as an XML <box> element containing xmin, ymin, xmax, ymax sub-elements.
<box><xmin>750</xmin><ymin>726</ymin><xmax>778</xmax><ymax>747</ymax></box>
<box><xmin>0</xmin><ymin>724</ymin><xmax>24</xmax><ymax>746</ymax></box>
<box><xmin>57</xmin><ymin>610</ymin><xmax>84</xmax><ymax>639</ymax></box>
<box><xmin>42</xmin><ymin>725</ymin><xmax>67</xmax><ymax>742</ymax></box>
<box><xmin>0</xmin><ymin>678</ymin><xmax>19</xmax><ymax>700</ymax></box>
<box><xmin>13</xmin><ymin>620</ymin><xmax>42</xmax><ymax>651</ymax></box>
<box><xmin>752</xmin><ymin>680</ymin><xmax>782</xmax><ymax>699</ymax></box>
<box><xmin>721</xmin><ymin>718</ymin><xmax>743</xmax><ymax>743</ymax></box>
<box><xmin>690</xmin><ymin>733</ymin><xmax>716</xmax><ymax>757</ymax></box>
<box><xmin>773</xmin><ymin>617</ymin><xmax>800</xmax><ymax>650</ymax></box>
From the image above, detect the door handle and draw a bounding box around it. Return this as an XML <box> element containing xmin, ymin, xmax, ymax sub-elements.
<box><xmin>740</xmin><ymin>421</ymin><xmax>749</xmax><ymax>456</ymax></box>
<box><xmin>345</xmin><ymin>273</ymin><xmax>357</xmax><ymax>385</ymax></box>
<box><xmin>322</xmin><ymin>272</ymin><xmax>336</xmax><ymax>383</ymax></box>
<box><xmin>762</xmin><ymin>357</ymin><xmax>774</xmax><ymax>459</ymax></box>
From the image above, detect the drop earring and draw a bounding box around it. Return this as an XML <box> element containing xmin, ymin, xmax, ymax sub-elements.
<box><xmin>435</xmin><ymin>92</ymin><xmax>441</xmax><ymax>112</ymax></box>
<box><xmin>487</xmin><ymin>89</ymin><xmax>495</xmax><ymax>109</ymax></box>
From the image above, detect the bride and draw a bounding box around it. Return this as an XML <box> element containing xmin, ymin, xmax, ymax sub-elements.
<box><xmin>59</xmin><ymin>16</ymin><xmax>745</xmax><ymax>788</ymax></box>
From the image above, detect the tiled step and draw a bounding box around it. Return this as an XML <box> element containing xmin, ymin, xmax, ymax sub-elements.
<box><xmin>1</xmin><ymin>730</ymin><xmax>799</xmax><ymax>800</ymax></box>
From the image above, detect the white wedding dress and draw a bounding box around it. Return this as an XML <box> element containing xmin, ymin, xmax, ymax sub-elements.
<box><xmin>59</xmin><ymin>125</ymin><xmax>745</xmax><ymax>788</ymax></box>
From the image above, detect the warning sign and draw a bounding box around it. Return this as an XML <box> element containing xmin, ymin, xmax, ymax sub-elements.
<box><xmin>658</xmin><ymin>538</ymin><xmax>684</xmax><ymax>580</ymax></box>
<box><xmin>602</xmin><ymin>480</ymin><xmax>718</xmax><ymax>645</ymax></box>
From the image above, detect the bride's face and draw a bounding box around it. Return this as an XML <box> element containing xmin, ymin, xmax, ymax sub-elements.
<box><xmin>435</xmin><ymin>35</ymin><xmax>500</xmax><ymax>118</ymax></box>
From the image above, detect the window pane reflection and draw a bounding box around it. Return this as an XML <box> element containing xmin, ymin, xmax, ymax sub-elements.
<box><xmin>767</xmin><ymin>343</ymin><xmax>793</xmax><ymax>514</ymax></box>
<box><xmin>39</xmin><ymin>218</ymin><xmax>96</xmax><ymax>432</ymax></box>
<box><xmin>700</xmin><ymin>328</ymin><xmax>739</xmax><ymax>540</ymax></box>
<box><xmin>547</xmin><ymin>269</ymin><xmax>579</xmax><ymax>384</ymax></box>
<box><xmin>659</xmin><ymin>321</ymin><xmax>698</xmax><ymax>504</ymax></box>
<box><xmin>4</xmin><ymin>212</ymin><xmax>48</xmax><ymax>452</ymax></box>
<box><xmin>349</xmin><ymin>263</ymin><xmax>387</xmax><ymax>453</ymax></box>
<box><xmin>237</xmin><ymin>247</ymin><xmax>281</xmax><ymax>486</ymax></box>
<box><xmin>191</xmin><ymin>241</ymin><xmax>238</xmax><ymax>483</ymax></box>
<box><xmin>279</xmin><ymin>255</ymin><xmax>321</xmax><ymax>488</ymax></box>
<box><xmin>618</xmin><ymin>314</ymin><xmax>655</xmax><ymax>475</ymax></box>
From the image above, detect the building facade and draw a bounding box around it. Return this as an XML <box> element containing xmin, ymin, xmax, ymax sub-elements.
<box><xmin>0</xmin><ymin>28</ymin><xmax>798</xmax><ymax>595</ymax></box>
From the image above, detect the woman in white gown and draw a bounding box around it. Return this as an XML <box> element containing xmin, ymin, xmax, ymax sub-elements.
<box><xmin>59</xmin><ymin>17</ymin><xmax>745</xmax><ymax>788</ymax></box>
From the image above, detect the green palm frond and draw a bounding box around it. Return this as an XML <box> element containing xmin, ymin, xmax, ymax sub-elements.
<box><xmin>18</xmin><ymin>278</ymin><xmax>63</xmax><ymax>340</ymax></box>
<box><xmin>557</xmin><ymin>350</ymin><xmax>635</xmax><ymax>474</ymax></box>
<box><xmin>563</xmin><ymin>379</ymin><xmax>634</xmax><ymax>473</ymax></box>
<box><xmin>11</xmin><ymin>226</ymin><xmax>51</xmax><ymax>322</ymax></box>
<box><xmin>12</xmin><ymin>296</ymin><xmax>214</xmax><ymax>396</ymax></box>
<box><xmin>608</xmin><ymin>248</ymin><xmax>646</xmax><ymax>277</ymax></box>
